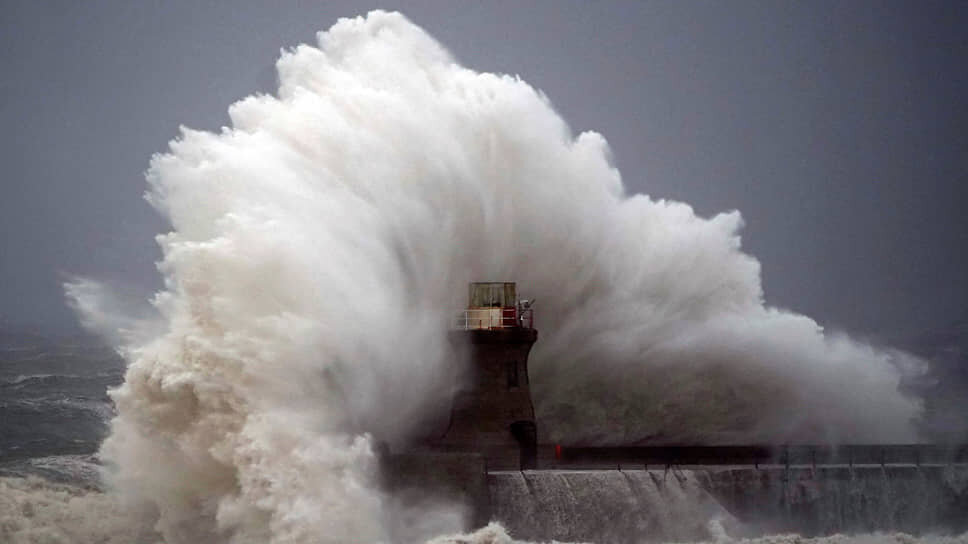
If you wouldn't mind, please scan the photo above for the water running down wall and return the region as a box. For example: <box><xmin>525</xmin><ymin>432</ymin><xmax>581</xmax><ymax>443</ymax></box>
<box><xmin>487</xmin><ymin>466</ymin><xmax>968</xmax><ymax>543</ymax></box>
<box><xmin>52</xmin><ymin>9</ymin><xmax>944</xmax><ymax>542</ymax></box>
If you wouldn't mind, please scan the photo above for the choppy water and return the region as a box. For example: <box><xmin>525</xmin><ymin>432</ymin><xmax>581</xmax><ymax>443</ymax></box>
<box><xmin>0</xmin><ymin>333</ymin><xmax>122</xmax><ymax>477</ymax></box>
<box><xmin>1</xmin><ymin>9</ymin><xmax>966</xmax><ymax>540</ymax></box>
<box><xmin>1</xmin><ymin>333</ymin><xmax>967</xmax><ymax>543</ymax></box>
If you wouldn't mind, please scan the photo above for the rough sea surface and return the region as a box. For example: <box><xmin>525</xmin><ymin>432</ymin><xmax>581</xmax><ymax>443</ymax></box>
<box><xmin>2</xmin><ymin>9</ymin><xmax>966</xmax><ymax>544</ymax></box>
<box><xmin>0</xmin><ymin>323</ymin><xmax>965</xmax><ymax>541</ymax></box>
<box><xmin>0</xmin><ymin>329</ymin><xmax>121</xmax><ymax>481</ymax></box>
<box><xmin>0</xmin><ymin>303</ymin><xmax>964</xmax><ymax>544</ymax></box>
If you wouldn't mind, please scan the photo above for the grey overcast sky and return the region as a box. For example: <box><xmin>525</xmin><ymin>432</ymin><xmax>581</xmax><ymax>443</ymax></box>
<box><xmin>1</xmin><ymin>1</ymin><xmax>966</xmax><ymax>339</ymax></box>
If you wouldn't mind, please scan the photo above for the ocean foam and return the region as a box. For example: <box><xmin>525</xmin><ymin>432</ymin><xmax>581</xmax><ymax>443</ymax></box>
<box><xmin>56</xmin><ymin>10</ymin><xmax>928</xmax><ymax>542</ymax></box>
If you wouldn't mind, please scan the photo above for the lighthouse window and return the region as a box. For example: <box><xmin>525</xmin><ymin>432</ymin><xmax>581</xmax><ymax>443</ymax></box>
<box><xmin>507</xmin><ymin>361</ymin><xmax>519</xmax><ymax>388</ymax></box>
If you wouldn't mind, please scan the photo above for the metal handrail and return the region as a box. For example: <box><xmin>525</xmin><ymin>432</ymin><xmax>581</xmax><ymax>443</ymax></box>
<box><xmin>454</xmin><ymin>307</ymin><xmax>534</xmax><ymax>330</ymax></box>
<box><xmin>551</xmin><ymin>444</ymin><xmax>968</xmax><ymax>467</ymax></box>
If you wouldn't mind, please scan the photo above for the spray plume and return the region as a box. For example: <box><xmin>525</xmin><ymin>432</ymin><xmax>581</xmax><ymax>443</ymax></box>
<box><xmin>58</xmin><ymin>10</ymin><xmax>922</xmax><ymax>542</ymax></box>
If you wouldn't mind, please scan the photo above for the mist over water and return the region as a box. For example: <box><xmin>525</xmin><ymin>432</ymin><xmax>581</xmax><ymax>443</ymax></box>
<box><xmin>10</xmin><ymin>9</ymin><xmax>929</xmax><ymax>543</ymax></box>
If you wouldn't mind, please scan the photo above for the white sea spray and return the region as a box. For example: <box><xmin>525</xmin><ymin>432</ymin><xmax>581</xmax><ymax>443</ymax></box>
<box><xmin>40</xmin><ymin>10</ymin><xmax>929</xmax><ymax>543</ymax></box>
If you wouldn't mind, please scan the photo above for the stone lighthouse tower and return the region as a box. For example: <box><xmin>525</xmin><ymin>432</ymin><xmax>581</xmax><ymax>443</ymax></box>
<box><xmin>437</xmin><ymin>282</ymin><xmax>538</xmax><ymax>470</ymax></box>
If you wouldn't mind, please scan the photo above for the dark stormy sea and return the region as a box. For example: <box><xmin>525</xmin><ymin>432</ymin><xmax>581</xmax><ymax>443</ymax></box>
<box><xmin>7</xmin><ymin>318</ymin><xmax>966</xmax><ymax>477</ymax></box>
<box><xmin>0</xmin><ymin>326</ymin><xmax>123</xmax><ymax>488</ymax></box>
<box><xmin>1</xmin><ymin>318</ymin><xmax>967</xmax><ymax>543</ymax></box>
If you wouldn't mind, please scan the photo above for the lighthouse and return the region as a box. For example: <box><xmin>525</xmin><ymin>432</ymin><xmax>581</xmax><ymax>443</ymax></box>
<box><xmin>436</xmin><ymin>282</ymin><xmax>538</xmax><ymax>470</ymax></box>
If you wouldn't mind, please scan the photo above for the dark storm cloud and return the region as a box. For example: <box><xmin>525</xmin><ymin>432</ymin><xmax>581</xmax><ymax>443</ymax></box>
<box><xmin>0</xmin><ymin>0</ymin><xmax>965</xmax><ymax>338</ymax></box>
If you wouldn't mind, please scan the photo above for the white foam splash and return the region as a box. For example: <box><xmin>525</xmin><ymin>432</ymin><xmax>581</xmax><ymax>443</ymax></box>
<box><xmin>429</xmin><ymin>522</ymin><xmax>968</xmax><ymax>544</ymax></box>
<box><xmin>3</xmin><ymin>478</ymin><xmax>964</xmax><ymax>544</ymax></box>
<box><xmin>56</xmin><ymin>9</ymin><xmax>925</xmax><ymax>542</ymax></box>
<box><xmin>0</xmin><ymin>476</ymin><xmax>154</xmax><ymax>544</ymax></box>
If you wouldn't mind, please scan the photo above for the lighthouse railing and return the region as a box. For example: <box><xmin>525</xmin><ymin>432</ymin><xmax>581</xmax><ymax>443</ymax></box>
<box><xmin>454</xmin><ymin>307</ymin><xmax>533</xmax><ymax>330</ymax></box>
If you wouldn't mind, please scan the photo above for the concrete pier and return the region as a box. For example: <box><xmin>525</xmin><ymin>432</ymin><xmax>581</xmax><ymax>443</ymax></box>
<box><xmin>487</xmin><ymin>465</ymin><xmax>968</xmax><ymax>542</ymax></box>
<box><xmin>381</xmin><ymin>446</ymin><xmax>968</xmax><ymax>542</ymax></box>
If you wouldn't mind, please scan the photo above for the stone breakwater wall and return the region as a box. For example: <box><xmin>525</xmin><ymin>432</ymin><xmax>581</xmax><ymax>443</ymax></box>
<box><xmin>382</xmin><ymin>453</ymin><xmax>968</xmax><ymax>542</ymax></box>
<box><xmin>487</xmin><ymin>465</ymin><xmax>968</xmax><ymax>542</ymax></box>
<box><xmin>705</xmin><ymin>464</ymin><xmax>968</xmax><ymax>537</ymax></box>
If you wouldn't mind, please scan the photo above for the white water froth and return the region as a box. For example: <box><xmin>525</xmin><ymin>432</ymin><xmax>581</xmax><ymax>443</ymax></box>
<box><xmin>0</xmin><ymin>477</ymin><xmax>153</xmax><ymax>544</ymax></box>
<box><xmin>49</xmin><ymin>10</ymin><xmax>927</xmax><ymax>543</ymax></box>
<box><xmin>2</xmin><ymin>482</ymin><xmax>965</xmax><ymax>544</ymax></box>
<box><xmin>432</xmin><ymin>524</ymin><xmax>968</xmax><ymax>544</ymax></box>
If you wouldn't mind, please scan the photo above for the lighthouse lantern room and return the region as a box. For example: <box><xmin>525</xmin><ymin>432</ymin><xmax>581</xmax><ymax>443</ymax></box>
<box><xmin>456</xmin><ymin>282</ymin><xmax>534</xmax><ymax>330</ymax></box>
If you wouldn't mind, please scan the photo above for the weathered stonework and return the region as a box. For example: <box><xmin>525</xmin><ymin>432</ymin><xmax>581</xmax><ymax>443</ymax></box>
<box><xmin>434</xmin><ymin>328</ymin><xmax>539</xmax><ymax>470</ymax></box>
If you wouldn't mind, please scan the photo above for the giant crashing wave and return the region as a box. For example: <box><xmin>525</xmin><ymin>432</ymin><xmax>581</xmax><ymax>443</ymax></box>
<box><xmin>8</xmin><ymin>9</ymin><xmax>927</xmax><ymax>543</ymax></box>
